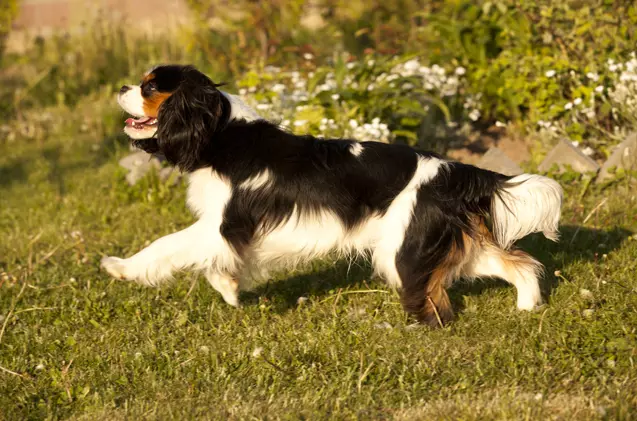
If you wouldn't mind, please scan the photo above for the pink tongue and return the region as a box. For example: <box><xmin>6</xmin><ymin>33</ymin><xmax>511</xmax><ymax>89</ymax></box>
<box><xmin>125</xmin><ymin>117</ymin><xmax>152</xmax><ymax>127</ymax></box>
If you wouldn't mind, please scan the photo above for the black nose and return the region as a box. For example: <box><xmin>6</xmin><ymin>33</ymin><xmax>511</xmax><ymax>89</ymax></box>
<box><xmin>119</xmin><ymin>85</ymin><xmax>131</xmax><ymax>94</ymax></box>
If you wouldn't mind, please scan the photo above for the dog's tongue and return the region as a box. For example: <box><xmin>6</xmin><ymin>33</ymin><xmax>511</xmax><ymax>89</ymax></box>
<box><xmin>125</xmin><ymin>116</ymin><xmax>152</xmax><ymax>127</ymax></box>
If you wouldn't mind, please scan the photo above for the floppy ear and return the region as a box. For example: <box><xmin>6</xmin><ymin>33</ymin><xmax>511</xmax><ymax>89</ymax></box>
<box><xmin>156</xmin><ymin>75</ymin><xmax>227</xmax><ymax>172</ymax></box>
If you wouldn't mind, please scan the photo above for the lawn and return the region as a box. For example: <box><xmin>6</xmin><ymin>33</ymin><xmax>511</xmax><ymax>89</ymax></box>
<box><xmin>1</xmin><ymin>100</ymin><xmax>637</xmax><ymax>420</ymax></box>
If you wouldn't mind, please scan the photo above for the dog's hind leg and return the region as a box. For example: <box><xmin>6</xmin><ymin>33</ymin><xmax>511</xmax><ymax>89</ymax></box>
<box><xmin>462</xmin><ymin>222</ymin><xmax>544</xmax><ymax>311</ymax></box>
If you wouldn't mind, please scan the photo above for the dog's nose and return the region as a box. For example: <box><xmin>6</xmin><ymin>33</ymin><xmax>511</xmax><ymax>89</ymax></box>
<box><xmin>119</xmin><ymin>85</ymin><xmax>131</xmax><ymax>94</ymax></box>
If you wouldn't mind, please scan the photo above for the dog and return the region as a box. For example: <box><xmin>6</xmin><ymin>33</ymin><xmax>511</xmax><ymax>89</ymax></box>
<box><xmin>102</xmin><ymin>64</ymin><xmax>563</xmax><ymax>327</ymax></box>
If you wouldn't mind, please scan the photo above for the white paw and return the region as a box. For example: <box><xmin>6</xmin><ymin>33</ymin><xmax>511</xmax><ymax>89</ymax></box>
<box><xmin>221</xmin><ymin>292</ymin><xmax>241</xmax><ymax>308</ymax></box>
<box><xmin>101</xmin><ymin>256</ymin><xmax>130</xmax><ymax>280</ymax></box>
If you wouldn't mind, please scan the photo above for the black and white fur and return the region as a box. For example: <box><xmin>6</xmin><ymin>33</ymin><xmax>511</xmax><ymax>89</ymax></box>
<box><xmin>103</xmin><ymin>65</ymin><xmax>563</xmax><ymax>326</ymax></box>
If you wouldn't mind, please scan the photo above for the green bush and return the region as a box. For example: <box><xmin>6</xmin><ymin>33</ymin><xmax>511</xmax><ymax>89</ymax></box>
<box><xmin>3</xmin><ymin>0</ymin><xmax>637</xmax><ymax>155</ymax></box>
<box><xmin>0</xmin><ymin>0</ymin><xmax>18</xmax><ymax>61</ymax></box>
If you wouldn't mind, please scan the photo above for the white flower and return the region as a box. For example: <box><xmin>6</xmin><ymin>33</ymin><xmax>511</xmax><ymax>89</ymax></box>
<box><xmin>367</xmin><ymin>59</ymin><xmax>375</xmax><ymax>66</ymax></box>
<box><xmin>403</xmin><ymin>59</ymin><xmax>420</xmax><ymax>71</ymax></box>
<box><xmin>586</xmin><ymin>72</ymin><xmax>599</xmax><ymax>81</ymax></box>
<box><xmin>348</xmin><ymin>119</ymin><xmax>358</xmax><ymax>129</ymax></box>
<box><xmin>402</xmin><ymin>83</ymin><xmax>414</xmax><ymax>90</ymax></box>
<box><xmin>293</xmin><ymin>120</ymin><xmax>307</xmax><ymax>127</ymax></box>
<box><xmin>495</xmin><ymin>121</ymin><xmax>506</xmax><ymax>127</ymax></box>
<box><xmin>303</xmin><ymin>53</ymin><xmax>314</xmax><ymax>60</ymax></box>
<box><xmin>252</xmin><ymin>347</ymin><xmax>263</xmax><ymax>358</ymax></box>
<box><xmin>256</xmin><ymin>103</ymin><xmax>271</xmax><ymax>110</ymax></box>
<box><xmin>248</xmin><ymin>86</ymin><xmax>257</xmax><ymax>93</ymax></box>
<box><xmin>545</xmin><ymin>70</ymin><xmax>556</xmax><ymax>78</ymax></box>
<box><xmin>331</xmin><ymin>94</ymin><xmax>340</xmax><ymax>101</ymax></box>
<box><xmin>455</xmin><ymin>66</ymin><xmax>466</xmax><ymax>76</ymax></box>
<box><xmin>573</xmin><ymin>98</ymin><xmax>583</xmax><ymax>105</ymax></box>
<box><xmin>582</xmin><ymin>146</ymin><xmax>595</xmax><ymax>156</ymax></box>
<box><xmin>346</xmin><ymin>62</ymin><xmax>356</xmax><ymax>69</ymax></box>
<box><xmin>595</xmin><ymin>85</ymin><xmax>604</xmax><ymax>93</ymax></box>
<box><xmin>271</xmin><ymin>83</ymin><xmax>286</xmax><ymax>93</ymax></box>
<box><xmin>238</xmin><ymin>88</ymin><xmax>247</xmax><ymax>96</ymax></box>
<box><xmin>297</xmin><ymin>296</ymin><xmax>308</xmax><ymax>305</ymax></box>
<box><xmin>281</xmin><ymin>119</ymin><xmax>290</xmax><ymax>127</ymax></box>
<box><xmin>468</xmin><ymin>109</ymin><xmax>481</xmax><ymax>121</ymax></box>
<box><xmin>571</xmin><ymin>141</ymin><xmax>580</xmax><ymax>147</ymax></box>
<box><xmin>564</xmin><ymin>102</ymin><xmax>573</xmax><ymax>110</ymax></box>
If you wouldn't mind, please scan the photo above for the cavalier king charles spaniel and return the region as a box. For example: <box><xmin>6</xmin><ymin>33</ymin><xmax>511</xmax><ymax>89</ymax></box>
<box><xmin>102</xmin><ymin>64</ymin><xmax>562</xmax><ymax>327</ymax></box>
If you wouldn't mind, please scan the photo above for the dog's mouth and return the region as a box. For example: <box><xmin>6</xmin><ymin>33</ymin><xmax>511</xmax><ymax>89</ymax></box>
<box><xmin>125</xmin><ymin>116</ymin><xmax>158</xmax><ymax>130</ymax></box>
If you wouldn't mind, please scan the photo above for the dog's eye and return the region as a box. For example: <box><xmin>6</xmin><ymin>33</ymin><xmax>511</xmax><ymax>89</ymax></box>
<box><xmin>148</xmin><ymin>82</ymin><xmax>157</xmax><ymax>91</ymax></box>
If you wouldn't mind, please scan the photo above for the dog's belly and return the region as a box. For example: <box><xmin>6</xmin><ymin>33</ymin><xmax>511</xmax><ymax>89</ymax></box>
<box><xmin>251</xmin><ymin>209</ymin><xmax>383</xmax><ymax>267</ymax></box>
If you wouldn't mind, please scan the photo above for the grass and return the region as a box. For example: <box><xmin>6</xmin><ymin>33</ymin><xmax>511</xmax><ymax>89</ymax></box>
<box><xmin>1</xmin><ymin>96</ymin><xmax>637</xmax><ymax>420</ymax></box>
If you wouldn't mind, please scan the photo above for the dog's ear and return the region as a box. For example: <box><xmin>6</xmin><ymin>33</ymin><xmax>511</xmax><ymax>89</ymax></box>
<box><xmin>156</xmin><ymin>71</ymin><xmax>227</xmax><ymax>172</ymax></box>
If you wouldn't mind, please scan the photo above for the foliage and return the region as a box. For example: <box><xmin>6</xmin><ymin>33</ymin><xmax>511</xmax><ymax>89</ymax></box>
<box><xmin>0</xmin><ymin>0</ymin><xmax>18</xmax><ymax>61</ymax></box>
<box><xmin>3</xmin><ymin>0</ymin><xmax>637</xmax><ymax>156</ymax></box>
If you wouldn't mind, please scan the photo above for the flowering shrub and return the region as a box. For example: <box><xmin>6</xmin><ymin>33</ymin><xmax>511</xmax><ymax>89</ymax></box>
<box><xmin>3</xmin><ymin>0</ymin><xmax>637</xmax><ymax>160</ymax></box>
<box><xmin>234</xmin><ymin>56</ymin><xmax>480</xmax><ymax>146</ymax></box>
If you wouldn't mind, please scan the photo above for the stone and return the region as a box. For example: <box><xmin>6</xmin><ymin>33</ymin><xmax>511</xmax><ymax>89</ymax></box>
<box><xmin>476</xmin><ymin>147</ymin><xmax>523</xmax><ymax>176</ymax></box>
<box><xmin>538</xmin><ymin>139</ymin><xmax>600</xmax><ymax>174</ymax></box>
<box><xmin>159</xmin><ymin>167</ymin><xmax>182</xmax><ymax>185</ymax></box>
<box><xmin>597</xmin><ymin>132</ymin><xmax>637</xmax><ymax>182</ymax></box>
<box><xmin>119</xmin><ymin>151</ymin><xmax>162</xmax><ymax>185</ymax></box>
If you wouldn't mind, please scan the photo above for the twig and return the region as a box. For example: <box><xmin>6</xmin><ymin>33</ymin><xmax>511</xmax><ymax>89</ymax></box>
<box><xmin>0</xmin><ymin>364</ymin><xmax>27</xmax><ymax>378</ymax></box>
<box><xmin>332</xmin><ymin>288</ymin><xmax>343</xmax><ymax>311</ymax></box>
<box><xmin>538</xmin><ymin>308</ymin><xmax>549</xmax><ymax>334</ymax></box>
<box><xmin>0</xmin><ymin>280</ymin><xmax>27</xmax><ymax>345</ymax></box>
<box><xmin>570</xmin><ymin>198</ymin><xmax>608</xmax><ymax>245</ymax></box>
<box><xmin>357</xmin><ymin>361</ymin><xmax>375</xmax><ymax>393</ymax></box>
<box><xmin>426</xmin><ymin>296</ymin><xmax>444</xmax><ymax>328</ymax></box>
<box><xmin>178</xmin><ymin>357</ymin><xmax>196</xmax><ymax>367</ymax></box>
<box><xmin>61</xmin><ymin>359</ymin><xmax>74</xmax><ymax>402</ymax></box>
<box><xmin>319</xmin><ymin>289</ymin><xmax>389</xmax><ymax>303</ymax></box>
<box><xmin>184</xmin><ymin>279</ymin><xmax>198</xmax><ymax>301</ymax></box>
<box><xmin>261</xmin><ymin>356</ymin><xmax>293</xmax><ymax>376</ymax></box>
<box><xmin>13</xmin><ymin>307</ymin><xmax>57</xmax><ymax>315</ymax></box>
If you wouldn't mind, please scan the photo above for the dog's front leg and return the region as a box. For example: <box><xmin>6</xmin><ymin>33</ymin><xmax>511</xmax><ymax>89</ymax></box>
<box><xmin>101</xmin><ymin>220</ymin><xmax>238</xmax><ymax>286</ymax></box>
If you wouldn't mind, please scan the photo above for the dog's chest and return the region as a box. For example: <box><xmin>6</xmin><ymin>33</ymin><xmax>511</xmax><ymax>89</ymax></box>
<box><xmin>187</xmin><ymin>168</ymin><xmax>233</xmax><ymax>221</ymax></box>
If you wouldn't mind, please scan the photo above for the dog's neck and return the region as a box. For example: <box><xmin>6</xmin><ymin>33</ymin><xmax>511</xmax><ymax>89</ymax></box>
<box><xmin>220</xmin><ymin>91</ymin><xmax>262</xmax><ymax>123</ymax></box>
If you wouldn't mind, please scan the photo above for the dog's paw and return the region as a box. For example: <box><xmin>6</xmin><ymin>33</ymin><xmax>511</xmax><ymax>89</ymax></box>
<box><xmin>101</xmin><ymin>256</ymin><xmax>130</xmax><ymax>280</ymax></box>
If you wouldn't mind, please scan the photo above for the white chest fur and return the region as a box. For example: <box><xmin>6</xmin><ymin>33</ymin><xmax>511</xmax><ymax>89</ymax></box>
<box><xmin>187</xmin><ymin>169</ymin><xmax>233</xmax><ymax>223</ymax></box>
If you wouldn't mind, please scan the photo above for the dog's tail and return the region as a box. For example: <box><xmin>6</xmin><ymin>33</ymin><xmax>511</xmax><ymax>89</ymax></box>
<box><xmin>491</xmin><ymin>173</ymin><xmax>563</xmax><ymax>249</ymax></box>
<box><xmin>441</xmin><ymin>162</ymin><xmax>563</xmax><ymax>249</ymax></box>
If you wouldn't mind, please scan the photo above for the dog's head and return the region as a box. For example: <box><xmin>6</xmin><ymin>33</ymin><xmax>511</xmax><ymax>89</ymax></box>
<box><xmin>118</xmin><ymin>65</ymin><xmax>230</xmax><ymax>171</ymax></box>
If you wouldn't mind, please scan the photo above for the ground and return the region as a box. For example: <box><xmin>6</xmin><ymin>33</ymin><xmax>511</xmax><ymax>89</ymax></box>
<box><xmin>1</xmin><ymin>118</ymin><xmax>637</xmax><ymax>420</ymax></box>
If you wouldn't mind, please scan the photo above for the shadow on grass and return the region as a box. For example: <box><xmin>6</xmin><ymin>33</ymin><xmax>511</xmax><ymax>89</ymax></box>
<box><xmin>244</xmin><ymin>224</ymin><xmax>632</xmax><ymax>317</ymax></box>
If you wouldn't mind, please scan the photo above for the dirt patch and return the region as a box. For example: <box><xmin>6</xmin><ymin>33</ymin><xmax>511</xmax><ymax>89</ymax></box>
<box><xmin>446</xmin><ymin>125</ymin><xmax>531</xmax><ymax>165</ymax></box>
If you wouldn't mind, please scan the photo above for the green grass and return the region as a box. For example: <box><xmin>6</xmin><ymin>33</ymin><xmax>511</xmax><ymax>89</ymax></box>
<box><xmin>1</xmin><ymin>100</ymin><xmax>637</xmax><ymax>420</ymax></box>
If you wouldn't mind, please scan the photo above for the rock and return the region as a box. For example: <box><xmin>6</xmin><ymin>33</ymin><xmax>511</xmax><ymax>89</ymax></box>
<box><xmin>159</xmin><ymin>167</ymin><xmax>182</xmax><ymax>185</ymax></box>
<box><xmin>119</xmin><ymin>151</ymin><xmax>161</xmax><ymax>172</ymax></box>
<box><xmin>579</xmin><ymin>288</ymin><xmax>594</xmax><ymax>301</ymax></box>
<box><xmin>476</xmin><ymin>147</ymin><xmax>523</xmax><ymax>176</ymax></box>
<box><xmin>538</xmin><ymin>139</ymin><xmax>600</xmax><ymax>174</ymax></box>
<box><xmin>597</xmin><ymin>132</ymin><xmax>637</xmax><ymax>183</ymax></box>
<box><xmin>119</xmin><ymin>151</ymin><xmax>161</xmax><ymax>185</ymax></box>
<box><xmin>373</xmin><ymin>321</ymin><xmax>393</xmax><ymax>330</ymax></box>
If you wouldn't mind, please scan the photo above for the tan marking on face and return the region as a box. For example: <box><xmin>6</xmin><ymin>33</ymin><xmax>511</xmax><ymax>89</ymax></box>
<box><xmin>142</xmin><ymin>73</ymin><xmax>156</xmax><ymax>83</ymax></box>
<box><xmin>142</xmin><ymin>92</ymin><xmax>173</xmax><ymax>117</ymax></box>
